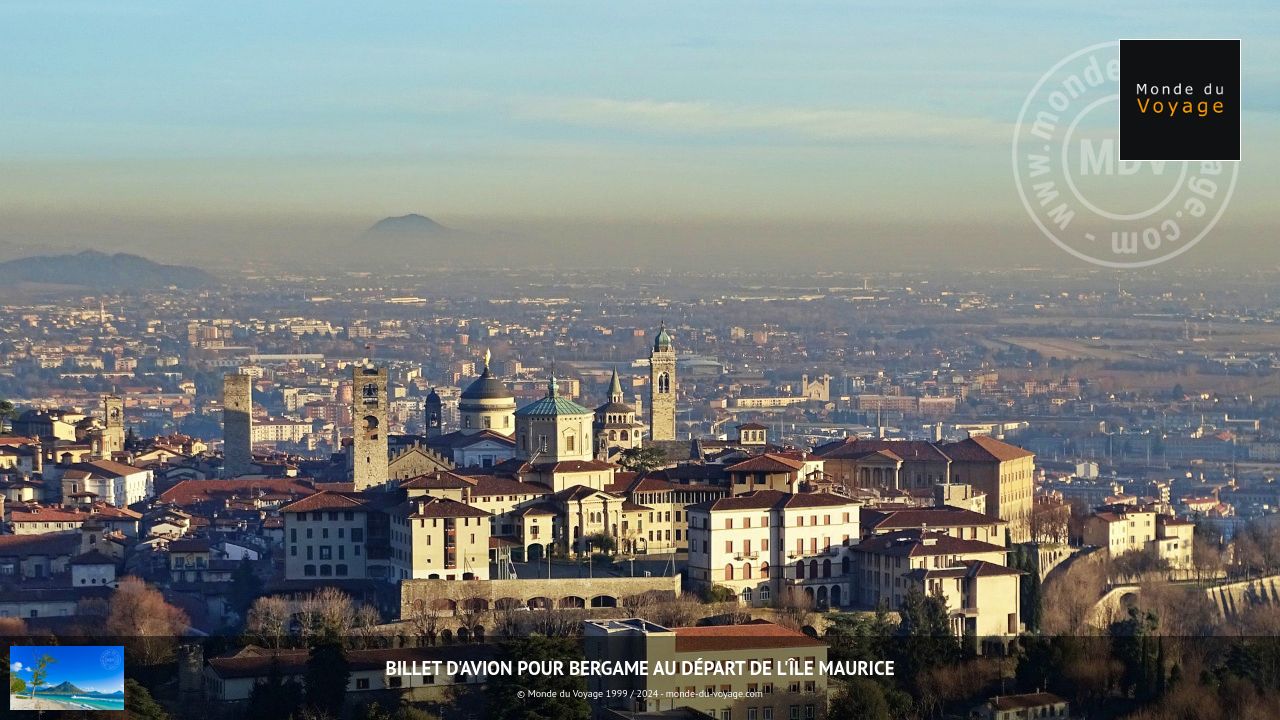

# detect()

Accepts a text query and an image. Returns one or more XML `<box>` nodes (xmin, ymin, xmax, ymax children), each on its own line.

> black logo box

<box><xmin>1119</xmin><ymin>39</ymin><xmax>1240</xmax><ymax>161</ymax></box>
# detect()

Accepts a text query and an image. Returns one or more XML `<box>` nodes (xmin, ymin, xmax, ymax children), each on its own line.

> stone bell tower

<box><xmin>648</xmin><ymin>323</ymin><xmax>677</xmax><ymax>441</ymax></box>
<box><xmin>352</xmin><ymin>364</ymin><xmax>389</xmax><ymax>491</ymax></box>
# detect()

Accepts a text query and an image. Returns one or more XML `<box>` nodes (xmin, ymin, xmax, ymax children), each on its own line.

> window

<box><xmin>356</xmin><ymin>678</ymin><xmax>369</xmax><ymax>689</ymax></box>
<box><xmin>304</xmin><ymin>564</ymin><xmax>316</xmax><ymax>577</ymax></box>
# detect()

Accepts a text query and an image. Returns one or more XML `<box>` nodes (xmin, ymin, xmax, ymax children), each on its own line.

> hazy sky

<box><xmin>1</xmin><ymin>1</ymin><xmax>1277</xmax><ymax>269</ymax></box>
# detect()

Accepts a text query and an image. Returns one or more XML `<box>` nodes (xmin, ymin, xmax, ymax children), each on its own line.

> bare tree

<box><xmin>406</xmin><ymin>595</ymin><xmax>444</xmax><ymax>646</ymax></box>
<box><xmin>455</xmin><ymin>596</ymin><xmax>487</xmax><ymax>641</ymax></box>
<box><xmin>246</xmin><ymin>595</ymin><xmax>292</xmax><ymax>649</ymax></box>
<box><xmin>1041</xmin><ymin>554</ymin><xmax>1108</xmax><ymax>635</ymax></box>
<box><xmin>774</xmin><ymin>587</ymin><xmax>816</xmax><ymax>631</ymax></box>
<box><xmin>106</xmin><ymin>577</ymin><xmax>191</xmax><ymax>665</ymax></box>
<box><xmin>296</xmin><ymin>587</ymin><xmax>357</xmax><ymax>642</ymax></box>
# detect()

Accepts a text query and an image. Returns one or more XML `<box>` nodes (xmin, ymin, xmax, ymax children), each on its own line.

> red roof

<box><xmin>673</xmin><ymin>621</ymin><xmax>825</xmax><ymax>653</ymax></box>
<box><xmin>725</xmin><ymin>454</ymin><xmax>805</xmax><ymax>473</ymax></box>
<box><xmin>943</xmin><ymin>435</ymin><xmax>1034</xmax><ymax>462</ymax></box>
<box><xmin>408</xmin><ymin>497</ymin><xmax>490</xmax><ymax>519</ymax></box>
<box><xmin>854</xmin><ymin>529</ymin><xmax>1007</xmax><ymax>558</ymax></box>
<box><xmin>280</xmin><ymin>491</ymin><xmax>367</xmax><ymax>513</ymax></box>
<box><xmin>157</xmin><ymin>479</ymin><xmax>316</xmax><ymax>506</ymax></box>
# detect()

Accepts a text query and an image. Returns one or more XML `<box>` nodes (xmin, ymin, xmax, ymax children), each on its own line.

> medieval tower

<box><xmin>101</xmin><ymin>394</ymin><xmax>125</xmax><ymax>457</ymax></box>
<box><xmin>221</xmin><ymin>373</ymin><xmax>253</xmax><ymax>477</ymax></box>
<box><xmin>648</xmin><ymin>323</ymin><xmax>677</xmax><ymax>441</ymax></box>
<box><xmin>352</xmin><ymin>364</ymin><xmax>389</xmax><ymax>490</ymax></box>
<box><xmin>425</xmin><ymin>387</ymin><xmax>443</xmax><ymax>438</ymax></box>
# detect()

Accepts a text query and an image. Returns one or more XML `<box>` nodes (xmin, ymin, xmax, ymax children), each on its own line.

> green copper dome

<box><xmin>515</xmin><ymin>375</ymin><xmax>592</xmax><ymax>417</ymax></box>
<box><xmin>654</xmin><ymin>323</ymin><xmax>673</xmax><ymax>351</ymax></box>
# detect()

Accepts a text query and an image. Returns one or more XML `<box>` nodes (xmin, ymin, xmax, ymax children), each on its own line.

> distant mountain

<box><xmin>84</xmin><ymin>690</ymin><xmax>124</xmax><ymax>697</ymax></box>
<box><xmin>351</xmin><ymin>213</ymin><xmax>505</xmax><ymax>267</ymax></box>
<box><xmin>42</xmin><ymin>681</ymin><xmax>87</xmax><ymax>696</ymax></box>
<box><xmin>366</xmin><ymin>213</ymin><xmax>451</xmax><ymax>235</ymax></box>
<box><xmin>0</xmin><ymin>250</ymin><xmax>216</xmax><ymax>289</ymax></box>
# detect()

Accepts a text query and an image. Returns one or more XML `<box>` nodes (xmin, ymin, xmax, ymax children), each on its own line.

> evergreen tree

<box><xmin>304</xmin><ymin>642</ymin><xmax>351</xmax><ymax>717</ymax></box>
<box><xmin>228</xmin><ymin>558</ymin><xmax>263</xmax><ymax>620</ymax></box>
<box><xmin>245</xmin><ymin>655</ymin><xmax>301</xmax><ymax>720</ymax></box>
<box><xmin>125</xmin><ymin>679</ymin><xmax>169</xmax><ymax>720</ymax></box>
<box><xmin>488</xmin><ymin>636</ymin><xmax>589</xmax><ymax>720</ymax></box>
<box><xmin>1109</xmin><ymin>607</ymin><xmax>1160</xmax><ymax>701</ymax></box>
<box><xmin>895</xmin><ymin>588</ymin><xmax>959</xmax><ymax>694</ymax></box>
<box><xmin>829</xmin><ymin>678</ymin><xmax>891</xmax><ymax>720</ymax></box>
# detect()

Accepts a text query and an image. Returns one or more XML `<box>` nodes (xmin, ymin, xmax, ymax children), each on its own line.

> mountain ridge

<box><xmin>0</xmin><ymin>250</ymin><xmax>215</xmax><ymax>289</ymax></box>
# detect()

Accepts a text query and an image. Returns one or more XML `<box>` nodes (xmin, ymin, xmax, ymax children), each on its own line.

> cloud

<box><xmin>9</xmin><ymin>662</ymin><xmax>19</xmax><ymax>672</ymax></box>
<box><xmin>513</xmin><ymin>97</ymin><xmax>1011</xmax><ymax>145</ymax></box>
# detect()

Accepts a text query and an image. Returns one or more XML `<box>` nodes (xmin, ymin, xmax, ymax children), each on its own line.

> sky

<box><xmin>0</xmin><ymin>1</ymin><xmax>1277</xmax><ymax>270</ymax></box>
<box><xmin>9</xmin><ymin>646</ymin><xmax>125</xmax><ymax>694</ymax></box>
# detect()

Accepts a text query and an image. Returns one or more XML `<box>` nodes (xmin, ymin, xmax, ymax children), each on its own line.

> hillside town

<box><xmin>8</xmin><ymin>267</ymin><xmax>1280</xmax><ymax>719</ymax></box>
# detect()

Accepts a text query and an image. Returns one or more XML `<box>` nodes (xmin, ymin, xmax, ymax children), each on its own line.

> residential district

<box><xmin>3</xmin><ymin>268</ymin><xmax>1280</xmax><ymax>720</ymax></box>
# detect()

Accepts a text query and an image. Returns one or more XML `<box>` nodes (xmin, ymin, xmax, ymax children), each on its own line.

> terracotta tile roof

<box><xmin>408</xmin><ymin>497</ymin><xmax>491</xmax><ymax>519</ymax></box>
<box><xmin>942</xmin><ymin>435</ymin><xmax>1034</xmax><ymax>462</ymax></box>
<box><xmin>279</xmin><ymin>491</ymin><xmax>367</xmax><ymax>514</ymax></box>
<box><xmin>63</xmin><ymin>459</ymin><xmax>148</xmax><ymax>477</ymax></box>
<box><xmin>0</xmin><ymin>533</ymin><xmax>79</xmax><ymax>557</ymax></box>
<box><xmin>467</xmin><ymin>475</ymin><xmax>550</xmax><ymax>497</ymax></box>
<box><xmin>10</xmin><ymin>507</ymin><xmax>89</xmax><ymax>523</ymax></box>
<box><xmin>157</xmin><ymin>479</ymin><xmax>316</xmax><ymax>506</ymax></box>
<box><xmin>694</xmin><ymin>490</ymin><xmax>854</xmax><ymax>513</ymax></box>
<box><xmin>863</xmin><ymin>507</ymin><xmax>1004</xmax><ymax>532</ymax></box>
<box><xmin>207</xmin><ymin>645</ymin><xmax>496</xmax><ymax>679</ymax></box>
<box><xmin>813</xmin><ymin>439</ymin><xmax>946</xmax><ymax>462</ymax></box>
<box><xmin>168</xmin><ymin>538</ymin><xmax>212</xmax><ymax>553</ymax></box>
<box><xmin>854</xmin><ymin>529</ymin><xmax>1007</xmax><ymax>558</ymax></box>
<box><xmin>672</xmin><ymin>620</ymin><xmax>825</xmax><ymax>653</ymax></box>
<box><xmin>400</xmin><ymin>471</ymin><xmax>474</xmax><ymax>490</ymax></box>
<box><xmin>725</xmin><ymin>454</ymin><xmax>805</xmax><ymax>473</ymax></box>
<box><xmin>527</xmin><ymin>460</ymin><xmax>615</xmax><ymax>474</ymax></box>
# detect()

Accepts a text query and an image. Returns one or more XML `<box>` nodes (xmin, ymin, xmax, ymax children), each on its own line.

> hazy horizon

<box><xmin>1</xmin><ymin>1</ymin><xmax>1277</xmax><ymax>272</ymax></box>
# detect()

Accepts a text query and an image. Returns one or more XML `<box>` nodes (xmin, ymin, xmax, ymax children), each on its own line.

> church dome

<box><xmin>461</xmin><ymin>367</ymin><xmax>511</xmax><ymax>401</ymax></box>
<box><xmin>515</xmin><ymin>376</ymin><xmax>591</xmax><ymax>417</ymax></box>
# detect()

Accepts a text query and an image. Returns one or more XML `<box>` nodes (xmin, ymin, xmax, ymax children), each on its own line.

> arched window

<box><xmin>362</xmin><ymin>383</ymin><xmax>378</xmax><ymax>399</ymax></box>
<box><xmin>823</xmin><ymin>559</ymin><xmax>832</xmax><ymax>578</ymax></box>
<box><xmin>795</xmin><ymin>561</ymin><xmax>805</xmax><ymax>580</ymax></box>
<box><xmin>657</xmin><ymin>372</ymin><xmax>670</xmax><ymax>394</ymax></box>
<box><xmin>620</xmin><ymin>430</ymin><xmax>629</xmax><ymax>440</ymax></box>
<box><xmin>809</xmin><ymin>559</ymin><xmax>818</xmax><ymax>578</ymax></box>
<box><xmin>743</xmin><ymin>562</ymin><xmax>753</xmax><ymax>579</ymax></box>
<box><xmin>724</xmin><ymin>564</ymin><xmax>734</xmax><ymax>581</ymax></box>
<box><xmin>760</xmin><ymin>561</ymin><xmax>769</xmax><ymax>578</ymax></box>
